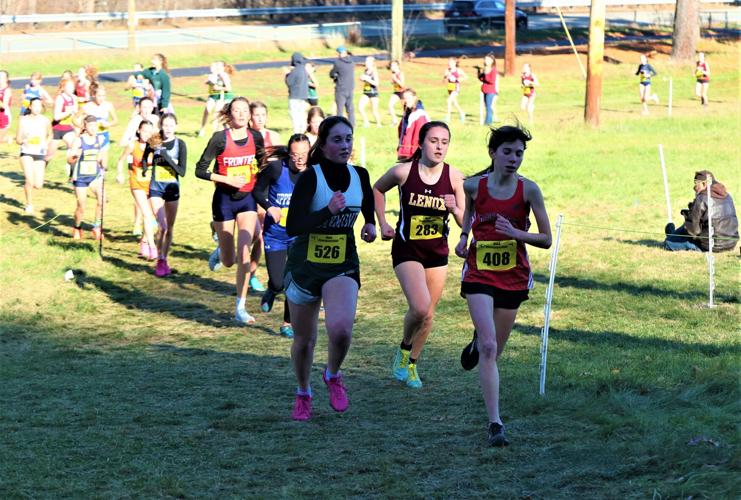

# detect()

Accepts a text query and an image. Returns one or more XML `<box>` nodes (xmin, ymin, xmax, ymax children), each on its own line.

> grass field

<box><xmin>0</xmin><ymin>35</ymin><xmax>739</xmax><ymax>498</ymax></box>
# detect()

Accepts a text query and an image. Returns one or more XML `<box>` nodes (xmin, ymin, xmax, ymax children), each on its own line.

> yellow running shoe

<box><xmin>406</xmin><ymin>363</ymin><xmax>422</xmax><ymax>389</ymax></box>
<box><xmin>392</xmin><ymin>348</ymin><xmax>410</xmax><ymax>381</ymax></box>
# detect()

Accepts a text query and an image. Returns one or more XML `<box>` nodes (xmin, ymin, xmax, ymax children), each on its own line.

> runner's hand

<box><xmin>455</xmin><ymin>235</ymin><xmax>469</xmax><ymax>258</ymax></box>
<box><xmin>494</xmin><ymin>215</ymin><xmax>517</xmax><ymax>238</ymax></box>
<box><xmin>361</xmin><ymin>223</ymin><xmax>376</xmax><ymax>243</ymax></box>
<box><xmin>327</xmin><ymin>191</ymin><xmax>346</xmax><ymax>214</ymax></box>
<box><xmin>380</xmin><ymin>222</ymin><xmax>395</xmax><ymax>240</ymax></box>
<box><xmin>267</xmin><ymin>206</ymin><xmax>282</xmax><ymax>224</ymax></box>
<box><xmin>228</xmin><ymin>176</ymin><xmax>247</xmax><ymax>189</ymax></box>
<box><xmin>443</xmin><ymin>194</ymin><xmax>457</xmax><ymax>212</ymax></box>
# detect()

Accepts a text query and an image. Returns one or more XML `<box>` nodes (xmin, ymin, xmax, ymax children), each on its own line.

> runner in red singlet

<box><xmin>454</xmin><ymin>124</ymin><xmax>552</xmax><ymax>447</ymax></box>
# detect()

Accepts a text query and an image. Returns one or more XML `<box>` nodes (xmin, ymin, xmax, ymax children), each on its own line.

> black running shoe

<box><xmin>487</xmin><ymin>422</ymin><xmax>510</xmax><ymax>447</ymax></box>
<box><xmin>260</xmin><ymin>289</ymin><xmax>276</xmax><ymax>313</ymax></box>
<box><xmin>460</xmin><ymin>330</ymin><xmax>479</xmax><ymax>370</ymax></box>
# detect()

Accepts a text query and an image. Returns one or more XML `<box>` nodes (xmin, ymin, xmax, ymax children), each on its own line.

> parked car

<box><xmin>444</xmin><ymin>0</ymin><xmax>528</xmax><ymax>34</ymax></box>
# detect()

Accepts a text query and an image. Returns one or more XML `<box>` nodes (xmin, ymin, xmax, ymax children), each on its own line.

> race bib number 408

<box><xmin>308</xmin><ymin>233</ymin><xmax>346</xmax><ymax>264</ymax></box>
<box><xmin>476</xmin><ymin>240</ymin><xmax>516</xmax><ymax>271</ymax></box>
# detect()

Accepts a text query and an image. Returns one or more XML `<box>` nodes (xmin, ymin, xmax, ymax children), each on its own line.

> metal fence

<box><xmin>1</xmin><ymin>0</ymin><xmax>734</xmax><ymax>26</ymax></box>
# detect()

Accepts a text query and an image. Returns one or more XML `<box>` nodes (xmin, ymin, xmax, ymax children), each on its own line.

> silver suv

<box><xmin>444</xmin><ymin>0</ymin><xmax>528</xmax><ymax>34</ymax></box>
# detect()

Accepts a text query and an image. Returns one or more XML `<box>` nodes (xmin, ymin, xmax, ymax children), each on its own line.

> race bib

<box><xmin>447</xmin><ymin>82</ymin><xmax>457</xmax><ymax>92</ymax></box>
<box><xmin>476</xmin><ymin>240</ymin><xmax>517</xmax><ymax>271</ymax></box>
<box><xmin>308</xmin><ymin>233</ymin><xmax>346</xmax><ymax>264</ymax></box>
<box><xmin>410</xmin><ymin>215</ymin><xmax>444</xmax><ymax>240</ymax></box>
<box><xmin>79</xmin><ymin>159</ymin><xmax>98</xmax><ymax>176</ymax></box>
<box><xmin>155</xmin><ymin>165</ymin><xmax>177</xmax><ymax>182</ymax></box>
<box><xmin>78</xmin><ymin>148</ymin><xmax>99</xmax><ymax>176</ymax></box>
<box><xmin>280</xmin><ymin>207</ymin><xmax>289</xmax><ymax>225</ymax></box>
<box><xmin>28</xmin><ymin>136</ymin><xmax>41</xmax><ymax>145</ymax></box>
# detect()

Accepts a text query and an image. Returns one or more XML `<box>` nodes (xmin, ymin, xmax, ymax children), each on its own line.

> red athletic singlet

<box><xmin>215</xmin><ymin>129</ymin><xmax>258</xmax><ymax>193</ymax></box>
<box><xmin>261</xmin><ymin>129</ymin><xmax>275</xmax><ymax>148</ymax></box>
<box><xmin>0</xmin><ymin>87</ymin><xmax>10</xmax><ymax>129</ymax></box>
<box><xmin>52</xmin><ymin>93</ymin><xmax>75</xmax><ymax>130</ymax></box>
<box><xmin>462</xmin><ymin>176</ymin><xmax>532</xmax><ymax>291</ymax></box>
<box><xmin>392</xmin><ymin>160</ymin><xmax>453</xmax><ymax>264</ymax></box>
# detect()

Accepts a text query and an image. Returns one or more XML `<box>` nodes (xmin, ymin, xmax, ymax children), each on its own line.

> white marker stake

<box><xmin>706</xmin><ymin>176</ymin><xmax>716</xmax><ymax>308</ymax></box>
<box><xmin>540</xmin><ymin>213</ymin><xmax>564</xmax><ymax>396</ymax></box>
<box><xmin>479</xmin><ymin>92</ymin><xmax>485</xmax><ymax>126</ymax></box>
<box><xmin>668</xmin><ymin>77</ymin><xmax>673</xmax><ymax>117</ymax></box>
<box><xmin>659</xmin><ymin>144</ymin><xmax>672</xmax><ymax>224</ymax></box>
<box><xmin>360</xmin><ymin>136</ymin><xmax>366</xmax><ymax>169</ymax></box>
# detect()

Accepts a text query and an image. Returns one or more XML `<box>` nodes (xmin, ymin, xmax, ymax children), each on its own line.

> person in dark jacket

<box><xmin>329</xmin><ymin>46</ymin><xmax>355</xmax><ymax>126</ymax></box>
<box><xmin>664</xmin><ymin>170</ymin><xmax>739</xmax><ymax>252</ymax></box>
<box><xmin>285</xmin><ymin>52</ymin><xmax>309</xmax><ymax>134</ymax></box>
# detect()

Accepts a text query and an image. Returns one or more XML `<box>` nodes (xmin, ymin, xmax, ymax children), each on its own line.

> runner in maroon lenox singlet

<box><xmin>454</xmin><ymin>124</ymin><xmax>552</xmax><ymax>448</ymax></box>
<box><xmin>373</xmin><ymin>121</ymin><xmax>465</xmax><ymax>389</ymax></box>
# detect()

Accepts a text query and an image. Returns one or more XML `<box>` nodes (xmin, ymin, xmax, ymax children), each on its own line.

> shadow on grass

<box><xmin>6</xmin><ymin>209</ymin><xmax>131</xmax><ymax>244</ymax></box>
<box><xmin>71</xmin><ymin>267</ymin><xmax>246</xmax><ymax>329</ymax></box>
<box><xmin>93</xmin><ymin>251</ymin><xmax>236</xmax><ymax>297</ymax></box>
<box><xmin>6</xmin><ymin>208</ymin><xmax>70</xmax><ymax>238</ymax></box>
<box><xmin>169</xmin><ymin>242</ymin><xmax>211</xmax><ymax>261</ymax></box>
<box><xmin>0</xmin><ymin>193</ymin><xmax>25</xmax><ymax>210</ymax></box>
<box><xmin>532</xmin><ymin>272</ymin><xmax>736</xmax><ymax>303</ymax></box>
<box><xmin>518</xmin><ymin>324</ymin><xmax>739</xmax><ymax>357</ymax></box>
<box><xmin>613</xmin><ymin>237</ymin><xmax>663</xmax><ymax>249</ymax></box>
<box><xmin>0</xmin><ymin>170</ymin><xmax>72</xmax><ymax>194</ymax></box>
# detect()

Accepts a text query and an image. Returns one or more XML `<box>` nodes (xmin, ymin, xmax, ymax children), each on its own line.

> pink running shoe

<box><xmin>140</xmin><ymin>241</ymin><xmax>149</xmax><ymax>258</ymax></box>
<box><xmin>148</xmin><ymin>245</ymin><xmax>159</xmax><ymax>261</ymax></box>
<box><xmin>154</xmin><ymin>259</ymin><xmax>168</xmax><ymax>277</ymax></box>
<box><xmin>323</xmin><ymin>371</ymin><xmax>348</xmax><ymax>412</ymax></box>
<box><xmin>292</xmin><ymin>394</ymin><xmax>312</xmax><ymax>421</ymax></box>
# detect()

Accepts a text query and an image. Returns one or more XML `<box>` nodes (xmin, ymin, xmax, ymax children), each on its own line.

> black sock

<box><xmin>400</xmin><ymin>341</ymin><xmax>412</xmax><ymax>351</ymax></box>
<box><xmin>74</xmin><ymin>223</ymin><xmax>82</xmax><ymax>230</ymax></box>
<box><xmin>409</xmin><ymin>357</ymin><xmax>417</xmax><ymax>364</ymax></box>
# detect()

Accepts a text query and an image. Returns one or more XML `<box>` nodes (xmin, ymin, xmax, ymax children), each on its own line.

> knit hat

<box><xmin>694</xmin><ymin>170</ymin><xmax>716</xmax><ymax>183</ymax></box>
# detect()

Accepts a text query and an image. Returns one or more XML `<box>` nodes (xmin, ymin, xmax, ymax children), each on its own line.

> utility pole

<box><xmin>392</xmin><ymin>0</ymin><xmax>403</xmax><ymax>63</ymax></box>
<box><xmin>504</xmin><ymin>0</ymin><xmax>516</xmax><ymax>75</ymax></box>
<box><xmin>584</xmin><ymin>0</ymin><xmax>605</xmax><ymax>126</ymax></box>
<box><xmin>128</xmin><ymin>0</ymin><xmax>137</xmax><ymax>51</ymax></box>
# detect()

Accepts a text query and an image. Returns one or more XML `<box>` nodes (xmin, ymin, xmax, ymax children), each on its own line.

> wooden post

<box><xmin>128</xmin><ymin>0</ymin><xmax>137</xmax><ymax>51</ymax></box>
<box><xmin>504</xmin><ymin>0</ymin><xmax>516</xmax><ymax>76</ymax></box>
<box><xmin>584</xmin><ymin>0</ymin><xmax>606</xmax><ymax>127</ymax></box>
<box><xmin>391</xmin><ymin>0</ymin><xmax>403</xmax><ymax>64</ymax></box>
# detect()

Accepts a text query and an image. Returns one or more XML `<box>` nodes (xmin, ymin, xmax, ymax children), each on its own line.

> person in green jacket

<box><xmin>140</xmin><ymin>53</ymin><xmax>172</xmax><ymax>115</ymax></box>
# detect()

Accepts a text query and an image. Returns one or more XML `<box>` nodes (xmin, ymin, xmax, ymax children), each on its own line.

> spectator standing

<box><xmin>285</xmin><ymin>53</ymin><xmax>309</xmax><ymax>134</ymax></box>
<box><xmin>329</xmin><ymin>46</ymin><xmax>355</xmax><ymax>126</ymax></box>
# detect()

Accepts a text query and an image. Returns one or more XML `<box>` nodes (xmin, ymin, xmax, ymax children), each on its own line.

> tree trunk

<box><xmin>391</xmin><ymin>0</ymin><xmax>403</xmax><ymax>64</ymax></box>
<box><xmin>671</xmin><ymin>0</ymin><xmax>699</xmax><ymax>61</ymax></box>
<box><xmin>504</xmin><ymin>0</ymin><xmax>516</xmax><ymax>76</ymax></box>
<box><xmin>584</xmin><ymin>0</ymin><xmax>605</xmax><ymax>127</ymax></box>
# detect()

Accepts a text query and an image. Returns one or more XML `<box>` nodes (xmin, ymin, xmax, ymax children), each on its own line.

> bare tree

<box><xmin>671</xmin><ymin>0</ymin><xmax>699</xmax><ymax>61</ymax></box>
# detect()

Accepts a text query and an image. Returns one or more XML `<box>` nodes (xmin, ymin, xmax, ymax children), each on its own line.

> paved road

<box><xmin>2</xmin><ymin>9</ymin><xmax>738</xmax><ymax>54</ymax></box>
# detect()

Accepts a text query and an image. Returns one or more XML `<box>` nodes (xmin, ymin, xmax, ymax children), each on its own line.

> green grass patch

<box><xmin>0</xmin><ymin>39</ymin><xmax>738</xmax><ymax>497</ymax></box>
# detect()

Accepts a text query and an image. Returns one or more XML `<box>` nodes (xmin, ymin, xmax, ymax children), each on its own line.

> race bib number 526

<box><xmin>308</xmin><ymin>234</ymin><xmax>346</xmax><ymax>264</ymax></box>
<box><xmin>476</xmin><ymin>240</ymin><xmax>516</xmax><ymax>271</ymax></box>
